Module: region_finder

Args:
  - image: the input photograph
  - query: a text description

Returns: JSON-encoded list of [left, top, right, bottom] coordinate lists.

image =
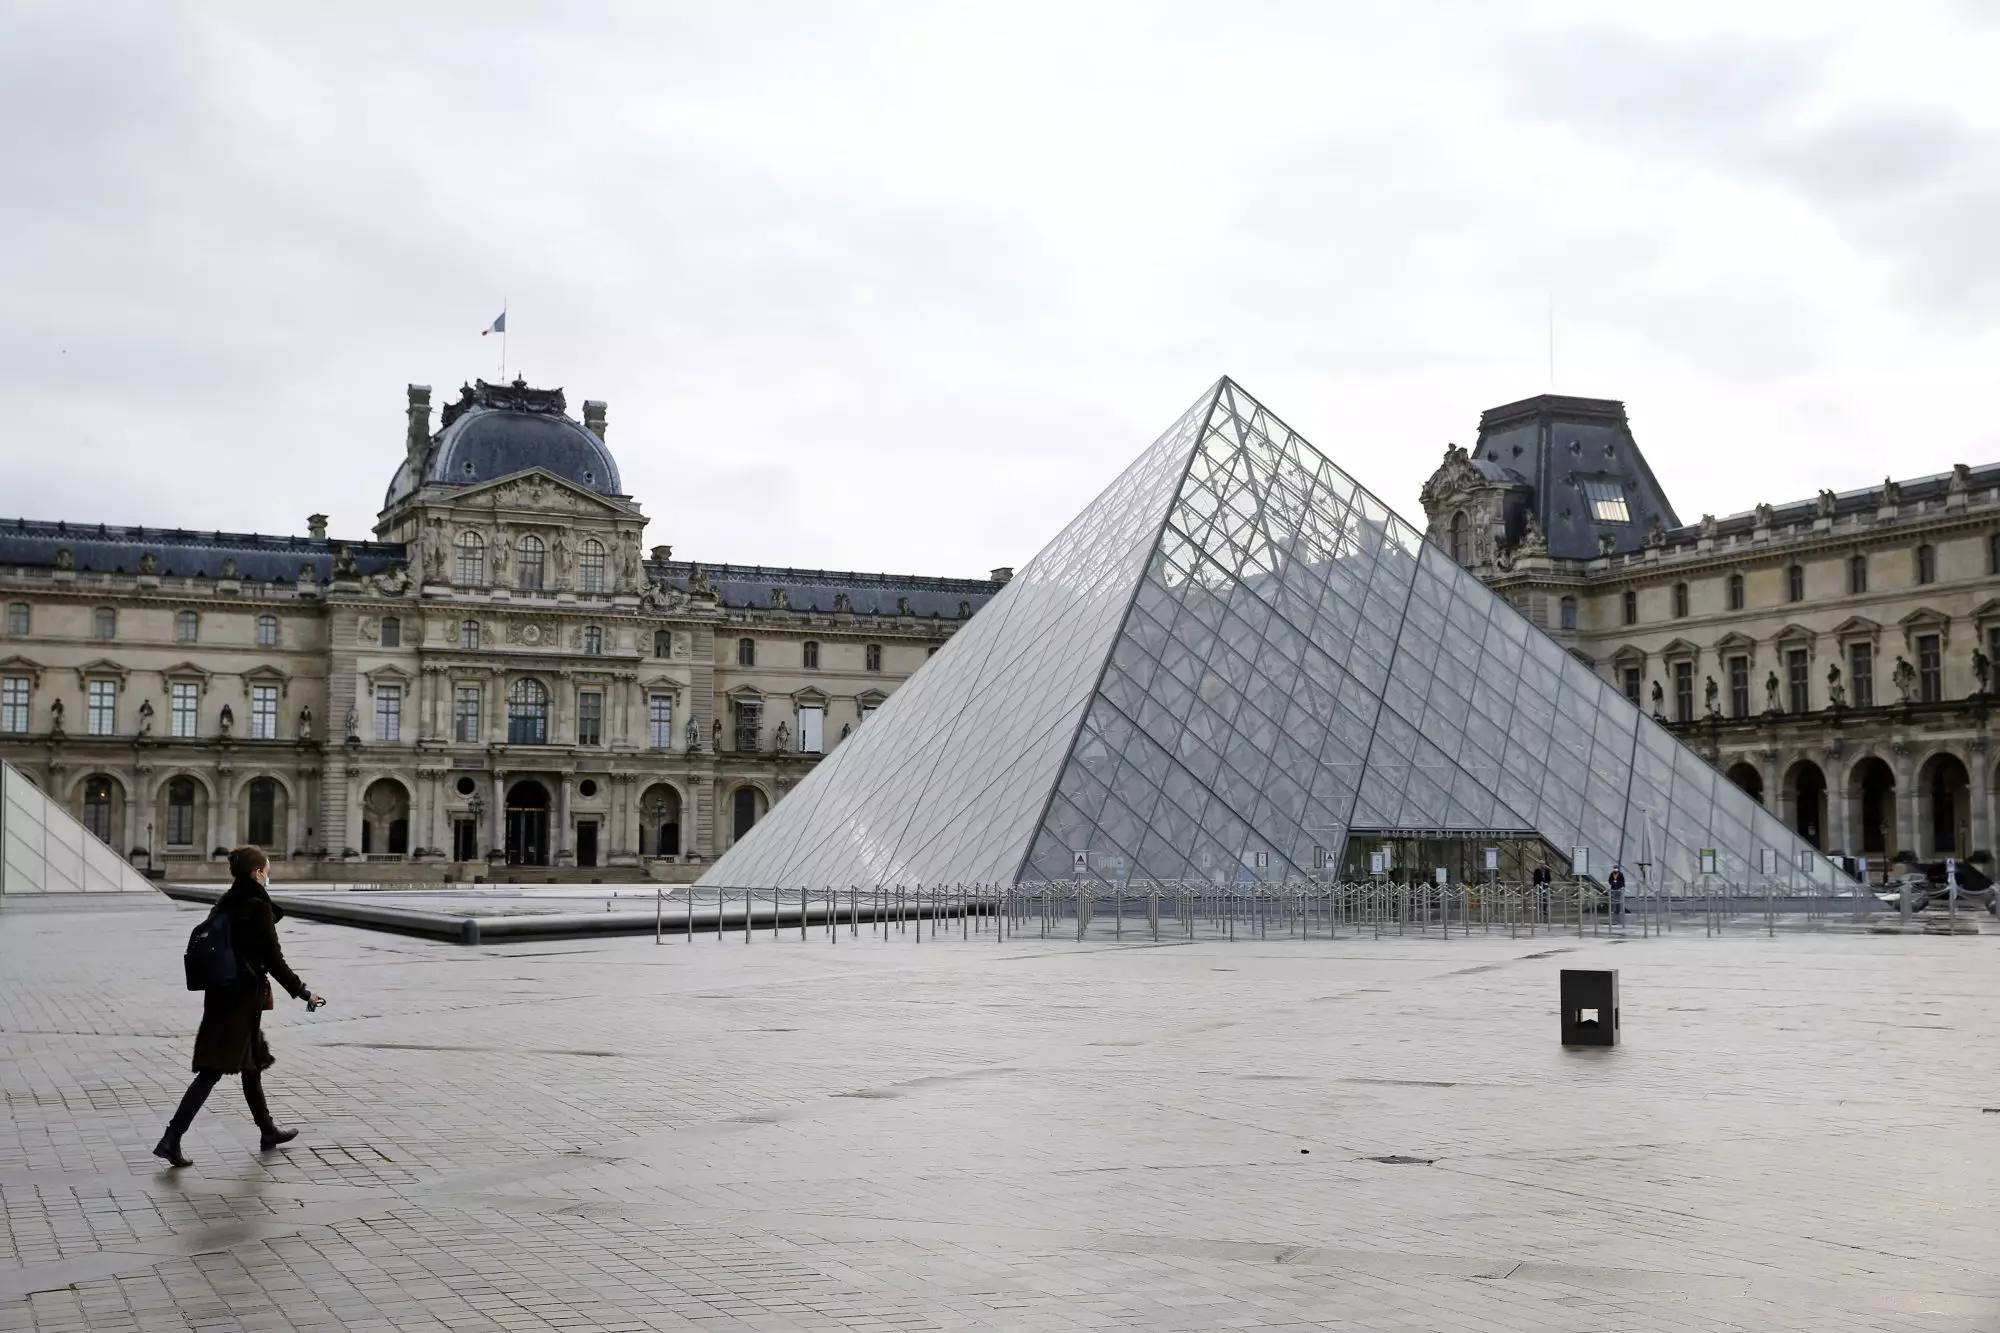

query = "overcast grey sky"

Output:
[[4, 2, 1998, 576]]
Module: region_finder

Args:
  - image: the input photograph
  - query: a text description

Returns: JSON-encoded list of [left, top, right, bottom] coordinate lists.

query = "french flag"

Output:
[[481, 311, 506, 336]]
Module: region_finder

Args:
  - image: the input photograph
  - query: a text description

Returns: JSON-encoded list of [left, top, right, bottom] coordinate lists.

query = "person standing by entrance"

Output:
[[1607, 865, 1627, 918], [154, 846, 326, 1168]]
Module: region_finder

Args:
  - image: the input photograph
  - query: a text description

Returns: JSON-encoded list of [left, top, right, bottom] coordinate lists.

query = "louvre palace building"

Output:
[[1420, 393, 2000, 881], [0, 379, 1002, 879]]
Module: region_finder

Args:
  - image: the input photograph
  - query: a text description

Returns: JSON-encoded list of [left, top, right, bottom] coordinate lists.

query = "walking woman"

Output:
[[155, 845, 326, 1167]]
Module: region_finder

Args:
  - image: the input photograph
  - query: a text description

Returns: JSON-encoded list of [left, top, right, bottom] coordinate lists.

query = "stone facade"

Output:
[[0, 379, 1002, 880], [1420, 393, 2000, 880]]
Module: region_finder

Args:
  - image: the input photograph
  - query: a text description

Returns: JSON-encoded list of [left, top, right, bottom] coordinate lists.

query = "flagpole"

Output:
[[500, 298, 508, 382]]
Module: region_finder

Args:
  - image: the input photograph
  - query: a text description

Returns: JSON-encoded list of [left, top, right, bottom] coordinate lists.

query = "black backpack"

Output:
[[184, 906, 239, 991]]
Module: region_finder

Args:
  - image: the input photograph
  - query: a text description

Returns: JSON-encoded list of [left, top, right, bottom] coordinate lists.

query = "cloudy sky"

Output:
[[4, 2, 1998, 577]]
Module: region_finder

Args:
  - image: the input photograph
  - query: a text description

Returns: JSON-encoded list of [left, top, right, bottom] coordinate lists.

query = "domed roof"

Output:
[[383, 378, 622, 510]]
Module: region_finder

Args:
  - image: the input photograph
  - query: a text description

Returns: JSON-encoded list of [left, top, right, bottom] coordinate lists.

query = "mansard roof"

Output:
[[1471, 394, 1682, 562], [648, 560, 1003, 619], [1656, 462, 2000, 545], [0, 518, 403, 583]]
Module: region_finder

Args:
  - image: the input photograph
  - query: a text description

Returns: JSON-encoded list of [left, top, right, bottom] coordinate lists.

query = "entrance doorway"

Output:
[[1854, 758, 1896, 856], [731, 786, 767, 844], [1788, 761, 1826, 849], [452, 818, 479, 862], [576, 821, 598, 868], [506, 780, 551, 866]]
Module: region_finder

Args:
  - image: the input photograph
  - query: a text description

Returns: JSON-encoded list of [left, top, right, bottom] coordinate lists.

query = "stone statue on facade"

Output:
[[1764, 671, 1781, 712], [1816, 488, 1837, 519], [1645, 517, 1666, 550], [1975, 648, 1992, 698], [218, 704, 234, 737], [1826, 662, 1844, 709], [897, 596, 914, 617], [617, 541, 640, 588], [1704, 676, 1720, 717], [344, 706, 359, 740], [773, 720, 790, 752], [711, 717, 722, 751], [220, 556, 239, 580], [833, 592, 852, 614], [687, 564, 716, 599], [139, 552, 158, 575], [53, 548, 74, 571], [1893, 656, 1916, 703], [959, 600, 972, 619], [1649, 680, 1664, 719], [551, 532, 573, 585], [333, 546, 358, 578], [1753, 502, 1774, 528], [1881, 477, 1901, 508], [1698, 514, 1718, 540], [639, 580, 674, 612], [375, 564, 412, 596], [299, 706, 313, 741], [685, 717, 700, 752], [424, 530, 448, 582], [770, 587, 789, 610], [137, 699, 154, 737], [49, 698, 64, 736], [299, 562, 317, 586]]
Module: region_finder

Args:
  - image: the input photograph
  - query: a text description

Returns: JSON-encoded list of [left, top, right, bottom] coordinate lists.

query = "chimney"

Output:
[[583, 399, 608, 441], [406, 384, 433, 467], [989, 566, 1013, 584], [308, 514, 328, 540]]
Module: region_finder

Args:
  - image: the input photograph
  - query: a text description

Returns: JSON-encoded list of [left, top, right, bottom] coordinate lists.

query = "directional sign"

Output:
[[1369, 850, 1390, 875], [1254, 851, 1270, 869], [1570, 846, 1589, 878], [1483, 846, 1500, 871], [1433, 867, 1448, 885], [1698, 848, 1719, 875], [1756, 848, 1776, 875]]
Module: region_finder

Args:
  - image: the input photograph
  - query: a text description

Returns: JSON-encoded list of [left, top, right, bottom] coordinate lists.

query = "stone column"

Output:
[[1892, 747, 1918, 863], [1970, 744, 1992, 859], [556, 772, 573, 865], [491, 770, 507, 858], [212, 764, 238, 854], [345, 764, 365, 856], [625, 776, 645, 860], [285, 773, 304, 860]]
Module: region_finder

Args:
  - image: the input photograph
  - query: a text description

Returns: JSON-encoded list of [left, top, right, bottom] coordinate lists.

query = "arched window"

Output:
[[737, 637, 756, 667], [583, 625, 603, 655], [653, 630, 671, 658], [246, 777, 277, 846], [865, 643, 883, 672], [256, 614, 279, 647], [166, 777, 198, 847], [802, 640, 820, 670], [1621, 589, 1637, 626], [1849, 552, 1868, 595], [1672, 582, 1689, 618], [1916, 543, 1936, 585], [507, 678, 549, 744], [578, 540, 606, 593], [380, 616, 401, 648], [1726, 573, 1744, 611], [460, 619, 480, 650], [455, 531, 486, 585], [175, 610, 199, 643], [516, 534, 545, 591], [82, 775, 115, 844], [1786, 564, 1804, 603], [1558, 596, 1577, 630], [1448, 512, 1467, 564], [92, 607, 116, 639]]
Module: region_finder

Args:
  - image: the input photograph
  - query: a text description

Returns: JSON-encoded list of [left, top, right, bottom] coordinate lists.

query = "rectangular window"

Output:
[[4, 603, 26, 635], [798, 705, 824, 753], [0, 676, 27, 733], [1787, 564, 1805, 602], [250, 684, 278, 739], [1673, 661, 1693, 724], [865, 643, 883, 672], [1672, 583, 1688, 618], [375, 684, 402, 741], [1581, 480, 1630, 523], [1621, 667, 1641, 706], [737, 637, 756, 666], [1917, 634, 1942, 702], [1621, 590, 1636, 626], [170, 681, 199, 737], [1849, 642, 1873, 708], [453, 685, 482, 742], [93, 608, 116, 639], [381, 617, 401, 648], [1728, 655, 1749, 718], [87, 679, 116, 735], [577, 690, 603, 746], [1787, 649, 1809, 713], [648, 695, 673, 749], [461, 620, 480, 650]]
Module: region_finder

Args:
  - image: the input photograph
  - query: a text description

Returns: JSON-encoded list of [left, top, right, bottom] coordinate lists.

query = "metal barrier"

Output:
[[650, 876, 1887, 945]]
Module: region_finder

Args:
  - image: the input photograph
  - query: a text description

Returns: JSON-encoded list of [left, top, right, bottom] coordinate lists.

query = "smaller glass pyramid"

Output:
[[2, 761, 162, 895], [701, 379, 1839, 893]]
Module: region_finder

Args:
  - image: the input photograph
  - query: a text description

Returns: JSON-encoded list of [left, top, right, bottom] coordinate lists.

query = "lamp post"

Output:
[[466, 791, 485, 862]]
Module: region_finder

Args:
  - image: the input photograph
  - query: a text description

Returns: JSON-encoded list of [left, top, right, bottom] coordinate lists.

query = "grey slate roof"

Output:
[[1472, 394, 1682, 560], [650, 560, 1003, 618], [383, 380, 623, 511], [0, 518, 403, 582]]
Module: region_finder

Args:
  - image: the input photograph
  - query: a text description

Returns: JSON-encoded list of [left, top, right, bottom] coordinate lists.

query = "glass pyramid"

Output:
[[2, 761, 162, 895], [700, 379, 1840, 893]]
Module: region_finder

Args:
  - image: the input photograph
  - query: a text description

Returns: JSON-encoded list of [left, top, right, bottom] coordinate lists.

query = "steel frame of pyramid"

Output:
[[1, 760, 162, 895], [700, 379, 1841, 894]]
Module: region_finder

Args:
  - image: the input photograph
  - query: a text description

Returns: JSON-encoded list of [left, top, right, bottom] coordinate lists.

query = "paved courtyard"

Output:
[[1, 894, 1995, 1332]]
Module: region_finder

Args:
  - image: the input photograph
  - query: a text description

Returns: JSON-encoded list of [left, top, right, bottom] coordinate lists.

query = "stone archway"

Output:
[[1784, 760, 1827, 850], [1724, 762, 1764, 806], [361, 778, 411, 856], [240, 776, 290, 853], [728, 784, 769, 846], [1917, 752, 1970, 859], [1850, 757, 1897, 860], [75, 773, 125, 850], [639, 782, 682, 858], [506, 779, 551, 866]]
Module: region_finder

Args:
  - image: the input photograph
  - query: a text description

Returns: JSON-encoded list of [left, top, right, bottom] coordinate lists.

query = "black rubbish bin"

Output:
[[1560, 968, 1619, 1047]]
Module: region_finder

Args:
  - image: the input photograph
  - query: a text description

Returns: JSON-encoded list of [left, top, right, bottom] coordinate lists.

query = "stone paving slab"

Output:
[[1, 895, 1997, 1330]]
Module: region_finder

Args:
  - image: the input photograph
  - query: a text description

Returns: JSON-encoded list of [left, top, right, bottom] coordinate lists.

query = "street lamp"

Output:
[[466, 791, 485, 861]]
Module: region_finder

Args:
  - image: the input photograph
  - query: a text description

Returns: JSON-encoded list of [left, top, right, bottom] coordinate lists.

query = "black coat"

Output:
[[190, 878, 308, 1074]]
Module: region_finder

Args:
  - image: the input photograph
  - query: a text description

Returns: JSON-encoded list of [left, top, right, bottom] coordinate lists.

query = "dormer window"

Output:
[[1581, 480, 1630, 524]]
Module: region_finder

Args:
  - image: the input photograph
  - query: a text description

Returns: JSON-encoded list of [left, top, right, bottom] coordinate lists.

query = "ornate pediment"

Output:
[[1769, 622, 1817, 648], [1658, 637, 1700, 662], [72, 657, 128, 686], [1714, 631, 1757, 654], [0, 653, 44, 686], [1418, 444, 1492, 507], [1609, 643, 1647, 667], [453, 469, 632, 517]]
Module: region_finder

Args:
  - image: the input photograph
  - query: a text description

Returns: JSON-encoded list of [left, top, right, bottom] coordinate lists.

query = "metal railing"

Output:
[[648, 874, 1895, 945]]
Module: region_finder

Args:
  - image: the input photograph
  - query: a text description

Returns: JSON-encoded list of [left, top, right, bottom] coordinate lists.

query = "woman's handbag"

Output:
[[260, 980, 275, 1011]]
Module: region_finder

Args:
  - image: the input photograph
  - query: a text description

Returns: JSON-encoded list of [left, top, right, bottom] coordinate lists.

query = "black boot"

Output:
[[157, 1071, 220, 1168], [152, 1132, 193, 1168], [259, 1127, 299, 1150], [243, 1070, 297, 1150]]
